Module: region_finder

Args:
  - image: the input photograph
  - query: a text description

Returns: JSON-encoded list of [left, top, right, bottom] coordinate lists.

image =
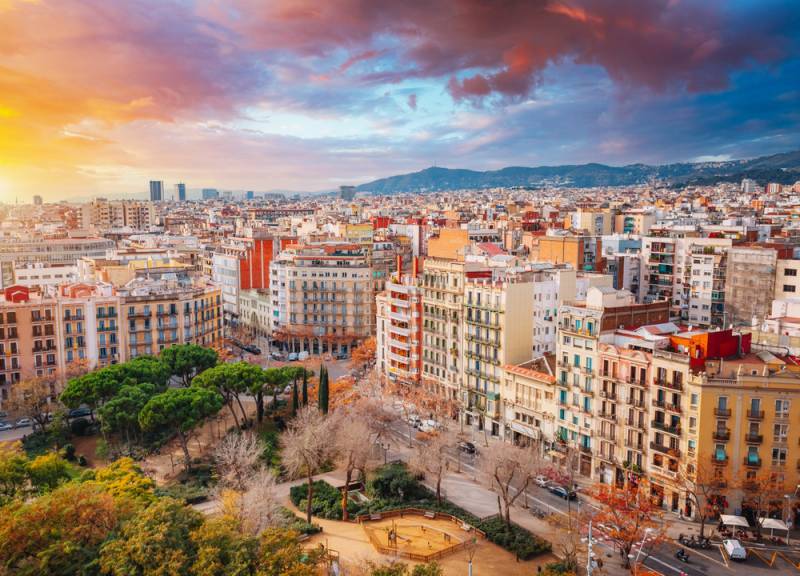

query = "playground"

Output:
[[362, 517, 466, 561]]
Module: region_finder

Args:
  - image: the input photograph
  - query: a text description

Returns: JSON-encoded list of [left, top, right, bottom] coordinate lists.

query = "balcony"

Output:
[[743, 456, 762, 469], [711, 479, 727, 489], [747, 410, 764, 420], [742, 481, 759, 492], [625, 439, 645, 451], [599, 390, 617, 401], [579, 444, 592, 454], [652, 420, 681, 435], [128, 311, 151, 318], [626, 418, 646, 430], [628, 397, 646, 409], [598, 411, 617, 422], [649, 442, 679, 456], [652, 398, 666, 409], [712, 429, 730, 442], [745, 433, 763, 444], [714, 407, 731, 418], [710, 454, 728, 465]]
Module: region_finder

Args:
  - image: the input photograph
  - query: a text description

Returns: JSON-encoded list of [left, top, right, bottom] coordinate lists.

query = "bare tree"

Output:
[[8, 377, 57, 432], [280, 406, 337, 524], [410, 432, 451, 504], [675, 460, 723, 538], [218, 467, 282, 536], [334, 416, 375, 520], [214, 431, 263, 491], [481, 442, 539, 526], [356, 397, 394, 443]]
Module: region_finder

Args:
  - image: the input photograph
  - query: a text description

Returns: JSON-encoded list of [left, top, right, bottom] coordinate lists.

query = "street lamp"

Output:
[[381, 441, 390, 465], [629, 528, 654, 576]]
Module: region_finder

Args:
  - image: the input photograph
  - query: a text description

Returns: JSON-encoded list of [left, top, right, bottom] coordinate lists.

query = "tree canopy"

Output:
[[161, 344, 218, 387]]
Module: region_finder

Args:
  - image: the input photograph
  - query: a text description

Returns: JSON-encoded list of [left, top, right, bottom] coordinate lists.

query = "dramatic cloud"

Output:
[[0, 0, 798, 199]]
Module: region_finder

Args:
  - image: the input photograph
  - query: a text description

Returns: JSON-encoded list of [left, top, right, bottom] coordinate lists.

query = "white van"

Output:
[[722, 539, 747, 561], [298, 351, 310, 361]]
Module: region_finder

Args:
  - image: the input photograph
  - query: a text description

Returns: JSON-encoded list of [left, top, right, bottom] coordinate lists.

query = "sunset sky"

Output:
[[1, 0, 799, 201]]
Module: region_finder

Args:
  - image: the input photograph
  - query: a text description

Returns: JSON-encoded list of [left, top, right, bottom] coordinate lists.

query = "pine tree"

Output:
[[301, 370, 308, 407], [318, 365, 329, 414], [291, 380, 299, 416]]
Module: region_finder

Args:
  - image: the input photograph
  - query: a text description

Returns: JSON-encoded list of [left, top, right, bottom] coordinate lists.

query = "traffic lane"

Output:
[[0, 423, 32, 443]]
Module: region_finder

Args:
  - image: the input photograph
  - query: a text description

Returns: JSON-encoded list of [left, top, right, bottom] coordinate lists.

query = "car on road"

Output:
[[298, 351, 310, 361], [407, 415, 421, 428], [548, 485, 578, 500], [533, 475, 551, 488], [288, 352, 298, 361], [14, 417, 33, 429], [0, 422, 13, 431], [334, 352, 349, 360], [418, 419, 442, 433], [243, 344, 261, 355], [271, 351, 285, 361], [723, 539, 747, 561], [457, 441, 477, 455]]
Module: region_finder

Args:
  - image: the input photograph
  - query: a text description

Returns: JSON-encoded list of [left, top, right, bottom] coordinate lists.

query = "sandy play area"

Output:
[[303, 514, 557, 575], [363, 516, 466, 561]]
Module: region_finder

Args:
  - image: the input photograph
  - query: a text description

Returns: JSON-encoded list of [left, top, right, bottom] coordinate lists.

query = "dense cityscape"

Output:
[[3, 1, 800, 575]]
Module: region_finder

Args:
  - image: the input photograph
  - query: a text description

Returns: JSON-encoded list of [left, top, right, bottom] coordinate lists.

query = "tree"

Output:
[[317, 365, 329, 414], [139, 387, 224, 472], [480, 442, 539, 526], [410, 432, 450, 505], [592, 480, 665, 569], [215, 432, 263, 492], [191, 517, 259, 576], [350, 336, 376, 370], [291, 380, 299, 416], [280, 406, 337, 523], [254, 367, 287, 423], [99, 497, 203, 576], [161, 344, 218, 387], [90, 457, 156, 505], [0, 447, 28, 504], [301, 370, 308, 407], [736, 470, 788, 535], [98, 383, 157, 448], [218, 468, 281, 536], [0, 482, 119, 575], [256, 528, 323, 576], [192, 362, 259, 428], [675, 460, 723, 538], [8, 377, 56, 432], [26, 453, 71, 493], [334, 416, 374, 520]]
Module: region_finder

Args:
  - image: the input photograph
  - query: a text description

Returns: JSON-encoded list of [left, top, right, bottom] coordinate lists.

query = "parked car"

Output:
[[533, 475, 551, 488], [407, 415, 421, 428], [457, 441, 477, 455], [723, 539, 747, 561], [0, 411, 8, 419], [334, 352, 349, 360], [271, 351, 285, 361], [14, 417, 33, 429], [0, 422, 13, 431], [68, 407, 92, 419], [243, 344, 261, 355], [418, 419, 442, 433], [548, 485, 578, 500], [298, 351, 310, 361], [288, 352, 299, 361]]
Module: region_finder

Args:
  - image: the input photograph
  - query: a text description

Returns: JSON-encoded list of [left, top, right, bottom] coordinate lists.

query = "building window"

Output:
[[785, 268, 797, 277], [783, 285, 796, 293]]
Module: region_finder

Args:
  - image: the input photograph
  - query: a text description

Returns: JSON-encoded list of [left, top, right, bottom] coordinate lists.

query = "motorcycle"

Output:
[[698, 537, 711, 550], [675, 549, 690, 563]]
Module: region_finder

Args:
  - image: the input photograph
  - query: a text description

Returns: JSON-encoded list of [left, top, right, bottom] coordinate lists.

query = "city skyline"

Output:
[[2, 0, 800, 201]]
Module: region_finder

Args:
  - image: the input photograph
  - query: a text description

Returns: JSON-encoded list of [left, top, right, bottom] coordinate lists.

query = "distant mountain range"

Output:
[[356, 150, 800, 194]]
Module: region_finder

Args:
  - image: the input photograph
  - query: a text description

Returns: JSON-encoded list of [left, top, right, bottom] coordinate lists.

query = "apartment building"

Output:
[[537, 233, 601, 272], [724, 246, 784, 326], [119, 278, 222, 358], [556, 288, 669, 479], [378, 259, 423, 386], [78, 199, 155, 230], [421, 258, 476, 401], [271, 243, 373, 355], [462, 275, 533, 437], [774, 258, 800, 300], [531, 265, 576, 356], [501, 357, 558, 447], [211, 235, 275, 323]]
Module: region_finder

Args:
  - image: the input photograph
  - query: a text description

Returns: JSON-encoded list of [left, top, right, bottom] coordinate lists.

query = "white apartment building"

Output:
[[531, 265, 576, 356]]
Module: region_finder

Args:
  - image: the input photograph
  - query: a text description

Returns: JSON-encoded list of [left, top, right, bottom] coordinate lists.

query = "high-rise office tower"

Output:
[[149, 180, 163, 202], [339, 185, 356, 200], [246, 190, 254, 200], [175, 182, 186, 201], [32, 195, 43, 206], [201, 188, 219, 200]]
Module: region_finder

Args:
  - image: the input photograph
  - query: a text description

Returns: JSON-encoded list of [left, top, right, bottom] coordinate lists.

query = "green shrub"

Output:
[[290, 480, 343, 520], [477, 516, 551, 560], [70, 417, 91, 436], [369, 462, 426, 501], [277, 508, 322, 535]]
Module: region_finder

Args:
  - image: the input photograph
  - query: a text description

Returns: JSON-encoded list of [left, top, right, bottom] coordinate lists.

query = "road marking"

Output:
[[718, 543, 729, 567]]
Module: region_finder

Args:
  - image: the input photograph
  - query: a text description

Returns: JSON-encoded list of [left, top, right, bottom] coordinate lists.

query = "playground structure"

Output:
[[358, 508, 483, 562]]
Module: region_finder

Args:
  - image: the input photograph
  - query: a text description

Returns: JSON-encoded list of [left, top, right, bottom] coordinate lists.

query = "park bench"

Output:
[[424, 511, 436, 519]]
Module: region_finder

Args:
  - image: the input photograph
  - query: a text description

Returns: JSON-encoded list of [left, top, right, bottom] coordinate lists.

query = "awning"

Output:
[[720, 514, 750, 528], [759, 518, 790, 536]]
